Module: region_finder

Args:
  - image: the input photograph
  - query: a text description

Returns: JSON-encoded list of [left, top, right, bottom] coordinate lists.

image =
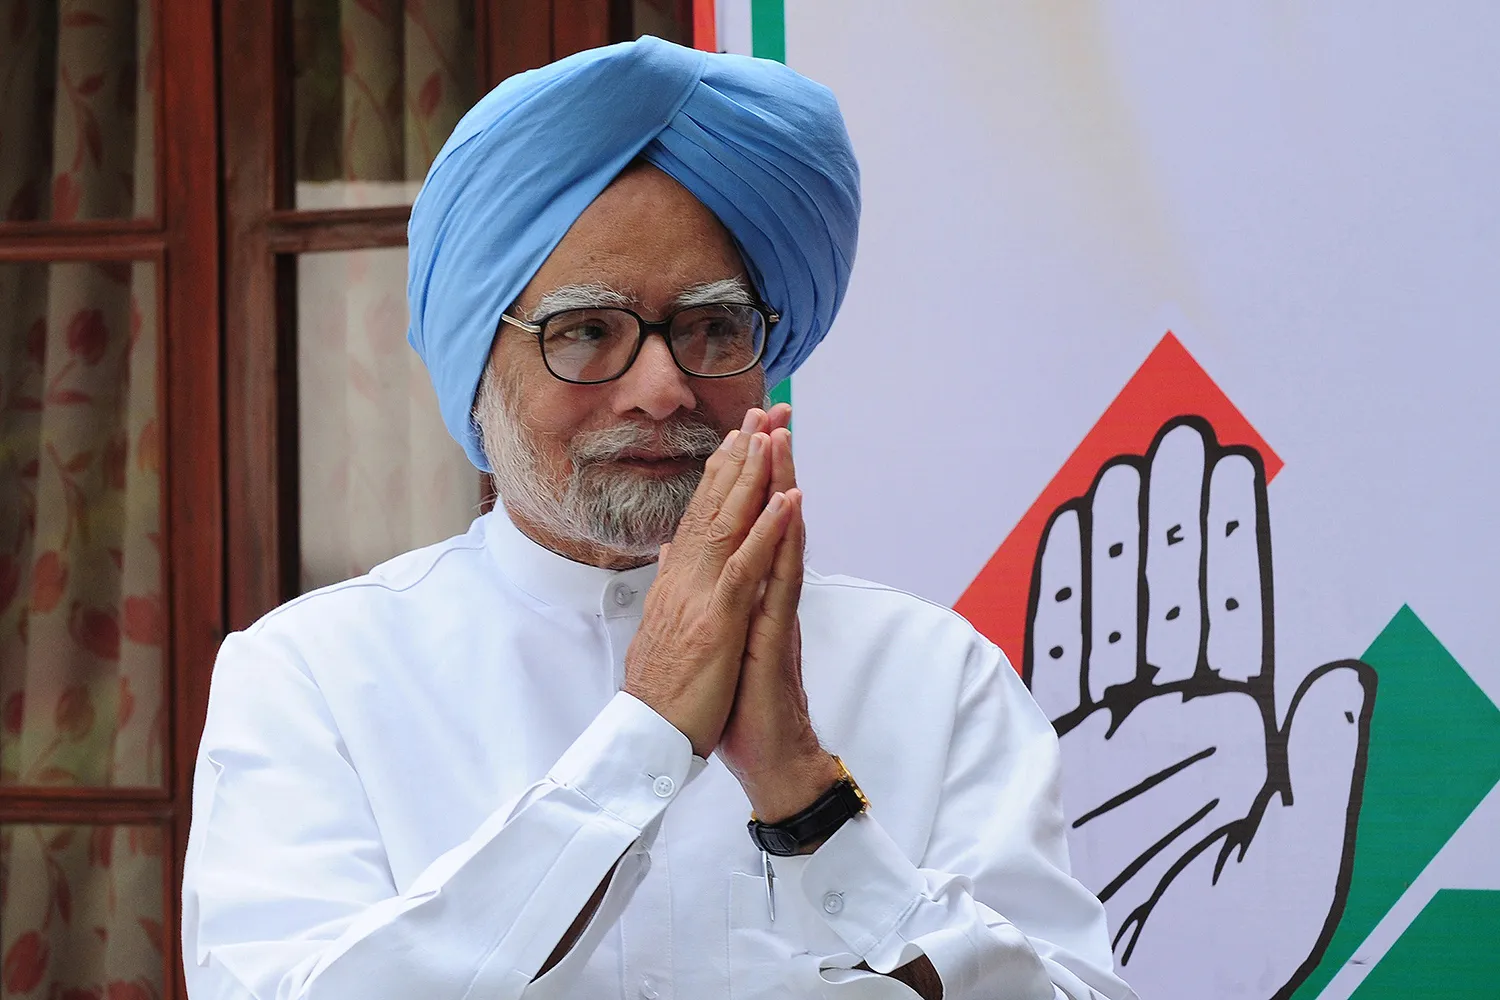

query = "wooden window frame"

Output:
[[0, 5, 222, 1000]]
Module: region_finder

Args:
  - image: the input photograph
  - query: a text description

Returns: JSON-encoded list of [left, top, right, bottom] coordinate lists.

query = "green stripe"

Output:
[[750, 0, 790, 409], [750, 0, 786, 63], [1292, 607, 1500, 1000], [1350, 890, 1500, 996]]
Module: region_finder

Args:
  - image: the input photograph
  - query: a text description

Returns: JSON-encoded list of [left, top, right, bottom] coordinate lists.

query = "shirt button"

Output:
[[822, 891, 844, 914], [612, 584, 633, 607], [640, 976, 659, 999], [652, 775, 676, 798]]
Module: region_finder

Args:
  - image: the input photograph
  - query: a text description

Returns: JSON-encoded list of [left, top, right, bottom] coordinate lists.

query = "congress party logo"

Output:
[[956, 334, 1500, 999]]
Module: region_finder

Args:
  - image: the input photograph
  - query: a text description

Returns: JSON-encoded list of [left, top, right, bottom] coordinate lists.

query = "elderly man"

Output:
[[183, 37, 1133, 1000]]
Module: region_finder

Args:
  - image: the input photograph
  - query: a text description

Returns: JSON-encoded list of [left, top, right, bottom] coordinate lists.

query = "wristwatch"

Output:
[[747, 756, 869, 857]]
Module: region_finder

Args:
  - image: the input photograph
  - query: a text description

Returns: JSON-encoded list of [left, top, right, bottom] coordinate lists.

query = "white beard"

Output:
[[473, 369, 725, 559]]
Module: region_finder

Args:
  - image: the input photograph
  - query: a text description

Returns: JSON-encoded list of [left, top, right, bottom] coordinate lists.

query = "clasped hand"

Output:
[[623, 404, 839, 823]]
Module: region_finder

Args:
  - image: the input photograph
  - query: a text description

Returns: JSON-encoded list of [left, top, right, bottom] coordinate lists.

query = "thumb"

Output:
[[1234, 660, 1376, 996], [1282, 660, 1376, 811]]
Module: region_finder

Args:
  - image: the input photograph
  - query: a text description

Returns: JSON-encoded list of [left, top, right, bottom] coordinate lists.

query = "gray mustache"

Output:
[[570, 421, 724, 465]]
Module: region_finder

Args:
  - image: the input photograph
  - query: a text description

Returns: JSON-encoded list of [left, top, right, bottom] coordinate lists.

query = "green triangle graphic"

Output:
[[1294, 606, 1500, 1000], [1349, 890, 1500, 996]]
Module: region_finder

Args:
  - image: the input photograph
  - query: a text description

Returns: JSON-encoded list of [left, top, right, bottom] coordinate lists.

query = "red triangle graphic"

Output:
[[953, 332, 1281, 671]]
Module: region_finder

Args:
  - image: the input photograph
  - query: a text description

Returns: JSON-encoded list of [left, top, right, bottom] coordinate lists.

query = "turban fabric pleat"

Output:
[[406, 36, 861, 471]]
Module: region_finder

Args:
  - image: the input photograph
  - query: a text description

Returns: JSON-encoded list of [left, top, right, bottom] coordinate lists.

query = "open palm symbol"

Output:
[[1024, 417, 1376, 999]]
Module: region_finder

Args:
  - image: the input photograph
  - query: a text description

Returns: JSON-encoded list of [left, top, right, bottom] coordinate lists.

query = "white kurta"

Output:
[[182, 511, 1135, 999]]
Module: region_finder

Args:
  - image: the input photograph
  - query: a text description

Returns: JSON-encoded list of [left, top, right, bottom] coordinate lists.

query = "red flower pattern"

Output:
[[89, 826, 114, 868], [68, 602, 121, 662], [29, 551, 68, 614], [66, 309, 109, 365], [2, 691, 23, 736], [121, 595, 165, 647], [2, 930, 49, 993]]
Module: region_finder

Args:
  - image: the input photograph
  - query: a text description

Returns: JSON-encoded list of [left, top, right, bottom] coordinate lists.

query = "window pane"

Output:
[[291, 0, 477, 209], [0, 0, 158, 222], [0, 823, 167, 999], [296, 248, 482, 592], [0, 260, 164, 789]]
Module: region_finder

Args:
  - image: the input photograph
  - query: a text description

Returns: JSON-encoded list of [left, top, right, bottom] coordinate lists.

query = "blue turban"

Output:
[[406, 35, 861, 471]]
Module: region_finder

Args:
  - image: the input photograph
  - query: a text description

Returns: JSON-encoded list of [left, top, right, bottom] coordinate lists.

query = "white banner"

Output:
[[777, 5, 1500, 998]]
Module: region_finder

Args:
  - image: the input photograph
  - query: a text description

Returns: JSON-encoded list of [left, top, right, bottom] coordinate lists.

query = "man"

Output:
[[183, 37, 1134, 1000]]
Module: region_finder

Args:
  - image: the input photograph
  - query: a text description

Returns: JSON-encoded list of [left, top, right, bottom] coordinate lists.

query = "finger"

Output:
[[701, 431, 773, 572], [1027, 503, 1086, 720], [740, 406, 767, 435], [1143, 423, 1207, 684], [1088, 460, 1143, 700], [1281, 660, 1373, 807], [764, 402, 792, 434], [680, 428, 746, 531], [1205, 451, 1268, 683], [715, 490, 793, 617], [758, 488, 805, 625], [768, 427, 797, 497]]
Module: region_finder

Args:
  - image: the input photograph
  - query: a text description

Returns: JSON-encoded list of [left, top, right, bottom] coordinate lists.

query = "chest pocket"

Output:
[[727, 867, 861, 998]]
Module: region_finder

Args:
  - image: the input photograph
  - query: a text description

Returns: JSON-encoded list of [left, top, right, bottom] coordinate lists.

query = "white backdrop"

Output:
[[774, 4, 1500, 998]]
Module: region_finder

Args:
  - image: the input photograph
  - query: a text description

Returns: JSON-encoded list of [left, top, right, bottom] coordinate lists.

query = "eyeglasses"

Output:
[[499, 301, 777, 385]]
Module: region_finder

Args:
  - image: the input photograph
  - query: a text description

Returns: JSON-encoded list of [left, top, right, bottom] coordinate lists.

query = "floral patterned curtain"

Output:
[[0, 2, 167, 999], [292, 0, 481, 592]]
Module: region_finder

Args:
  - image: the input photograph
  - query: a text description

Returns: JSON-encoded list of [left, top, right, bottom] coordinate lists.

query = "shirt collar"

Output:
[[483, 508, 659, 618]]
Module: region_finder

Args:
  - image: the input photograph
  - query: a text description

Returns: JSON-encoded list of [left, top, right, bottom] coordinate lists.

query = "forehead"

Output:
[[516, 163, 750, 311]]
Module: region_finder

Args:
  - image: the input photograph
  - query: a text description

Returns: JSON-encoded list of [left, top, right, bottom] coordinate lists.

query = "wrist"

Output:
[[743, 750, 842, 824]]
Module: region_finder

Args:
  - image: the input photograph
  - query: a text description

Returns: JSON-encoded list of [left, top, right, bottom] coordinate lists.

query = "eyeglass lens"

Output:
[[540, 304, 767, 382]]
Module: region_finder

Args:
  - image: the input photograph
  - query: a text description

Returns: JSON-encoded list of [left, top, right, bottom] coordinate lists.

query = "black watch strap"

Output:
[[747, 757, 869, 857]]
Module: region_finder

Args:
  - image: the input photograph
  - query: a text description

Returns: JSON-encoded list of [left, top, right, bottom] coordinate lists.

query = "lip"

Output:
[[613, 449, 700, 462], [607, 453, 703, 475]]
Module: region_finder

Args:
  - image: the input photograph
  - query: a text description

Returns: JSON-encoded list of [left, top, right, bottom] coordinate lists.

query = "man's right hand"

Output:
[[623, 409, 794, 758]]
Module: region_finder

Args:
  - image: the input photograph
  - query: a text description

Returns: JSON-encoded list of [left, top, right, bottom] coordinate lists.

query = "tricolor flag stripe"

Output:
[[704, 0, 791, 407]]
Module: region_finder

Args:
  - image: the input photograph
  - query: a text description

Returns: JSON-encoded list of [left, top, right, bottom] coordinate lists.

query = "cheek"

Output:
[[496, 340, 596, 447]]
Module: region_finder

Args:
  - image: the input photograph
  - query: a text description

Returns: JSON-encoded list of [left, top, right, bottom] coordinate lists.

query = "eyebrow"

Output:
[[671, 277, 755, 309], [528, 276, 755, 320], [530, 283, 633, 318]]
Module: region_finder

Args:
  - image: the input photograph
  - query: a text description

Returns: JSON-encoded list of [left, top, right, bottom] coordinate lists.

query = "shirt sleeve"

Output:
[[182, 631, 698, 1000], [781, 640, 1137, 1000]]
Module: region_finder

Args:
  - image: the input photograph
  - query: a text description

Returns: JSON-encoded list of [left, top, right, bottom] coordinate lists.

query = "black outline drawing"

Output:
[[1021, 415, 1377, 1000]]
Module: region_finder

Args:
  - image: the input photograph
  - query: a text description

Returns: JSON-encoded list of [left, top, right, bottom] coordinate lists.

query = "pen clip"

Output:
[[762, 849, 777, 923]]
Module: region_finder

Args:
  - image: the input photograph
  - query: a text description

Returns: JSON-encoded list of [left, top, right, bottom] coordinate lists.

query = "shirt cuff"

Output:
[[546, 691, 703, 831], [795, 812, 928, 968]]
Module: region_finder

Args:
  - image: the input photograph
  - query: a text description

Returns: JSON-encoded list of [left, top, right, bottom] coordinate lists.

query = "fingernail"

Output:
[[768, 491, 786, 513], [741, 409, 762, 434], [749, 433, 765, 456], [720, 429, 739, 451]]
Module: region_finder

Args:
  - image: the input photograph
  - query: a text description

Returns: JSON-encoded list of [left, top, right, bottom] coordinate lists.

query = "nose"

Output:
[[611, 334, 696, 421]]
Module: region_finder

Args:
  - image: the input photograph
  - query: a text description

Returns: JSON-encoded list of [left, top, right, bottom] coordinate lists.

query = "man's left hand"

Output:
[[716, 405, 840, 823]]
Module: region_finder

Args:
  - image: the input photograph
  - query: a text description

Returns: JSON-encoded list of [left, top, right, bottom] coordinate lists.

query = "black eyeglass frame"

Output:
[[498, 301, 780, 385]]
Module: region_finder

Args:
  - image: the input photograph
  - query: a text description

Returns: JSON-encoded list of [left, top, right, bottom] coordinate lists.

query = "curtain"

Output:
[[292, 0, 481, 592], [0, 2, 167, 999]]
